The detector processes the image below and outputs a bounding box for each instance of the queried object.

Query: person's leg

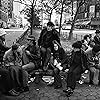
[9,66,21,88]
[0,68,20,96]
[21,70,29,92]
[89,67,95,84]
[22,62,35,72]
[53,68,62,88]
[43,48,51,71]
[0,68,13,93]
[67,66,82,90]
[40,47,46,68]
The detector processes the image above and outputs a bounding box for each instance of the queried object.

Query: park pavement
[1,77,100,100]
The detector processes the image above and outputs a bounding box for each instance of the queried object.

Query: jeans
[67,65,83,90]
[0,68,14,93]
[40,47,51,68]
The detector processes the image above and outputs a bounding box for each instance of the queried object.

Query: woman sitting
[47,40,69,89]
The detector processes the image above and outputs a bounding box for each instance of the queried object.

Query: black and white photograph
[0,0,100,100]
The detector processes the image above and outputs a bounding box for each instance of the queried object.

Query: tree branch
[14,0,31,7]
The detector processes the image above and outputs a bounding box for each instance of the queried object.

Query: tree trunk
[68,2,80,40]
[49,12,52,21]
[31,4,34,35]
[59,0,64,36]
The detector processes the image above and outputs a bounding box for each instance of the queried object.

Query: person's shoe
[7,89,20,96]
[15,87,24,93]
[23,86,29,92]
[11,89,20,94]
[66,90,73,97]
[47,82,55,86]
[63,87,73,97]
[63,87,72,93]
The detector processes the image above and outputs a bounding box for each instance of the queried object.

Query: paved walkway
[1,79,100,100]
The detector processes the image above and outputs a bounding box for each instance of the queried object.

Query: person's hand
[26,50,31,55]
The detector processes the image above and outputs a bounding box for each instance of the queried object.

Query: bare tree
[14,0,40,35]
[68,0,89,40]
[41,0,60,21]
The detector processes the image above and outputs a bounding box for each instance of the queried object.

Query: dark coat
[69,50,89,72]
[38,28,60,50]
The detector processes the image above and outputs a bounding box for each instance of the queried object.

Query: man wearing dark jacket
[63,41,89,97]
[38,22,60,71]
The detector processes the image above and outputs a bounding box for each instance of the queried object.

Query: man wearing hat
[63,41,88,96]
[38,22,60,71]
[93,30,100,45]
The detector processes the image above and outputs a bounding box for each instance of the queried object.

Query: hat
[47,22,54,27]
[95,30,100,34]
[12,44,19,50]
[26,35,35,41]
[72,41,82,49]
[92,45,100,53]
[0,28,7,36]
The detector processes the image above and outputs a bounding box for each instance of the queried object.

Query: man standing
[38,22,60,71]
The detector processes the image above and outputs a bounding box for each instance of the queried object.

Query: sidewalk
[1,80,100,100]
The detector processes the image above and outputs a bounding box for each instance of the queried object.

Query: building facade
[0,0,13,28]
[76,0,100,29]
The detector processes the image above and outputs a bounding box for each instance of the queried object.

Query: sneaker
[66,90,73,97]
[63,87,73,93]
[63,87,73,97]
[7,89,20,96]
[47,82,54,86]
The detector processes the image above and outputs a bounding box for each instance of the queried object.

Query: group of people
[1,21,100,97]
